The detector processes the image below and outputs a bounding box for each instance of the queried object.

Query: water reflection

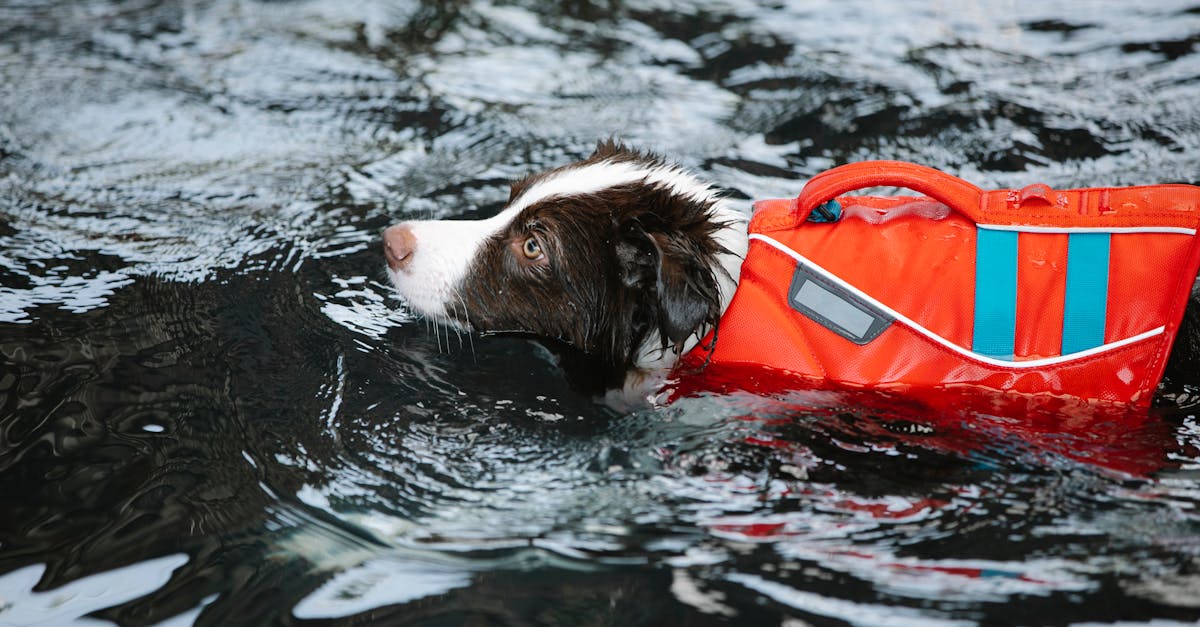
[0,555,188,626]
[2,0,1200,624]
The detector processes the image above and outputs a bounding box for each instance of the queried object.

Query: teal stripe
[973,229,1018,359]
[1062,233,1110,354]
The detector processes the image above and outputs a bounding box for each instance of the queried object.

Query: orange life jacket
[687,161,1200,404]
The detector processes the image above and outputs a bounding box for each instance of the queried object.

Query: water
[2,0,1200,624]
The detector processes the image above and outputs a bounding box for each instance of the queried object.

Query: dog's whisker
[449,304,463,350]
[454,291,477,361]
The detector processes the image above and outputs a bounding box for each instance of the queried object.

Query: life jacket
[687,161,1200,404]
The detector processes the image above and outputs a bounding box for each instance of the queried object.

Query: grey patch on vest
[787,264,893,345]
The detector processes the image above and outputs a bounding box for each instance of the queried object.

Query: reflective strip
[972,229,1018,359]
[789,264,892,344]
[1062,233,1111,354]
[978,224,1196,235]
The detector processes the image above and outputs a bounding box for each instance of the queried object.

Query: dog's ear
[614,220,658,288]
[647,231,721,350]
[616,220,720,352]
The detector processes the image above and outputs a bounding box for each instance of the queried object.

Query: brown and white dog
[382,141,1200,406]
[382,141,747,404]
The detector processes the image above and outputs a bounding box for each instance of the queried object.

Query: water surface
[3,0,1200,624]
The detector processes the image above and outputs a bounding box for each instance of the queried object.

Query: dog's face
[383,142,747,391]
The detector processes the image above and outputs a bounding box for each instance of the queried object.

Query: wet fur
[460,184,729,389]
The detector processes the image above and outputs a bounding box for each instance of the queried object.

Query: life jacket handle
[795,160,984,222]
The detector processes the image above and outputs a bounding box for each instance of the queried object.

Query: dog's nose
[383,224,417,271]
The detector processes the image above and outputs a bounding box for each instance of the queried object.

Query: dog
[383,141,1200,406]
[382,141,747,403]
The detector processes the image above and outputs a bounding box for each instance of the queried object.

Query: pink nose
[383,224,417,271]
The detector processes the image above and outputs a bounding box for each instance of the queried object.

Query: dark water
[3,1,1200,624]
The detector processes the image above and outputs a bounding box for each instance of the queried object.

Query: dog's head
[383,141,747,392]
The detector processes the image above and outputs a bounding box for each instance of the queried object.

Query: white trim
[976,223,1196,236]
[748,233,1166,369]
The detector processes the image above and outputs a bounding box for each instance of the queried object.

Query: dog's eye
[521,236,543,260]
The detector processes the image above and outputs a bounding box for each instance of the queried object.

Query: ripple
[4,0,1200,624]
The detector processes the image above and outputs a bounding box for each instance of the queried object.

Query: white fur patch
[508,158,721,215]
[386,213,509,326]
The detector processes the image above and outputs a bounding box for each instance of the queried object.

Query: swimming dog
[382,141,1200,405]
